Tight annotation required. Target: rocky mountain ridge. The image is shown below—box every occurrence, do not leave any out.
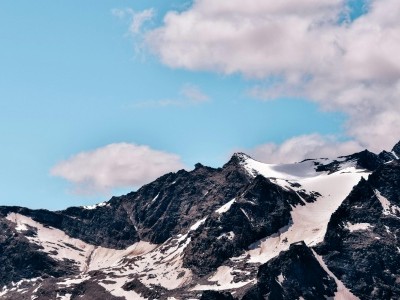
[0,141,399,299]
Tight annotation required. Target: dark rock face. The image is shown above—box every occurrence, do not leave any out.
[243,242,337,300]
[392,141,400,157]
[0,154,251,251]
[317,161,400,299]
[0,155,252,287]
[378,150,396,162]
[120,157,251,244]
[122,278,167,299]
[315,149,392,173]
[183,175,304,275]
[0,203,139,249]
[0,218,79,287]
[200,290,237,300]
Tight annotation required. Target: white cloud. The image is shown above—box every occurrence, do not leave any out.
[112,8,155,34]
[145,0,400,152]
[130,9,155,34]
[51,143,185,194]
[112,7,156,58]
[246,134,363,164]
[146,0,344,76]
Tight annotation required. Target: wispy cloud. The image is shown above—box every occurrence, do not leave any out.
[112,8,155,35]
[130,9,155,34]
[133,84,210,108]
[51,143,185,195]
[112,7,155,58]
[180,84,209,103]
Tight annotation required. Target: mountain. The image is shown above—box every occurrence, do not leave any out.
[0,142,399,299]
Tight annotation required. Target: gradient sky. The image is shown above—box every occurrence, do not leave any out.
[1,0,398,210]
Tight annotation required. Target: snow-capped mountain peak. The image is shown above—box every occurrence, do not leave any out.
[1,141,399,299]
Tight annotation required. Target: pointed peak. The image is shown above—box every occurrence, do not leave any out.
[353,149,374,156]
[232,152,253,161]
[223,152,254,169]
[344,149,377,160]
[194,162,204,169]
[378,150,395,162]
[392,140,400,157]
[227,152,253,165]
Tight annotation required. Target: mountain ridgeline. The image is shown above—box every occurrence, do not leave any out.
[1,141,400,299]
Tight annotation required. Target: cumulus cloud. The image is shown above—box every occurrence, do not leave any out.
[145,0,400,152]
[51,143,185,194]
[146,0,344,76]
[246,134,363,164]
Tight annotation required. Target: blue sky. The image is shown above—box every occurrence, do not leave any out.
[1,0,398,209]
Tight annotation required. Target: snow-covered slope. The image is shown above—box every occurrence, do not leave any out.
[245,164,369,263]
[187,154,370,297]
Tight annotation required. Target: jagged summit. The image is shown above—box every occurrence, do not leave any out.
[392,140,400,157]
[231,152,253,159]
[225,152,254,166]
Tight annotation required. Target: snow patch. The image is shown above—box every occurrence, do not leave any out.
[345,222,373,232]
[375,190,392,214]
[209,266,234,285]
[240,208,251,221]
[192,266,254,291]
[191,280,254,291]
[384,225,391,234]
[15,223,28,232]
[374,190,400,216]
[57,275,90,287]
[216,198,235,214]
[151,193,159,203]
[190,217,207,231]
[88,241,156,271]
[277,273,285,285]
[57,293,72,300]
[83,201,108,210]
[1,279,41,298]
[392,151,399,160]
[217,231,235,240]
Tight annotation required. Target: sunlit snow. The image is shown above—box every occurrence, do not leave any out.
[345,222,373,232]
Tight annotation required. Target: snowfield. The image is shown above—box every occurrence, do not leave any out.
[235,158,370,264]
